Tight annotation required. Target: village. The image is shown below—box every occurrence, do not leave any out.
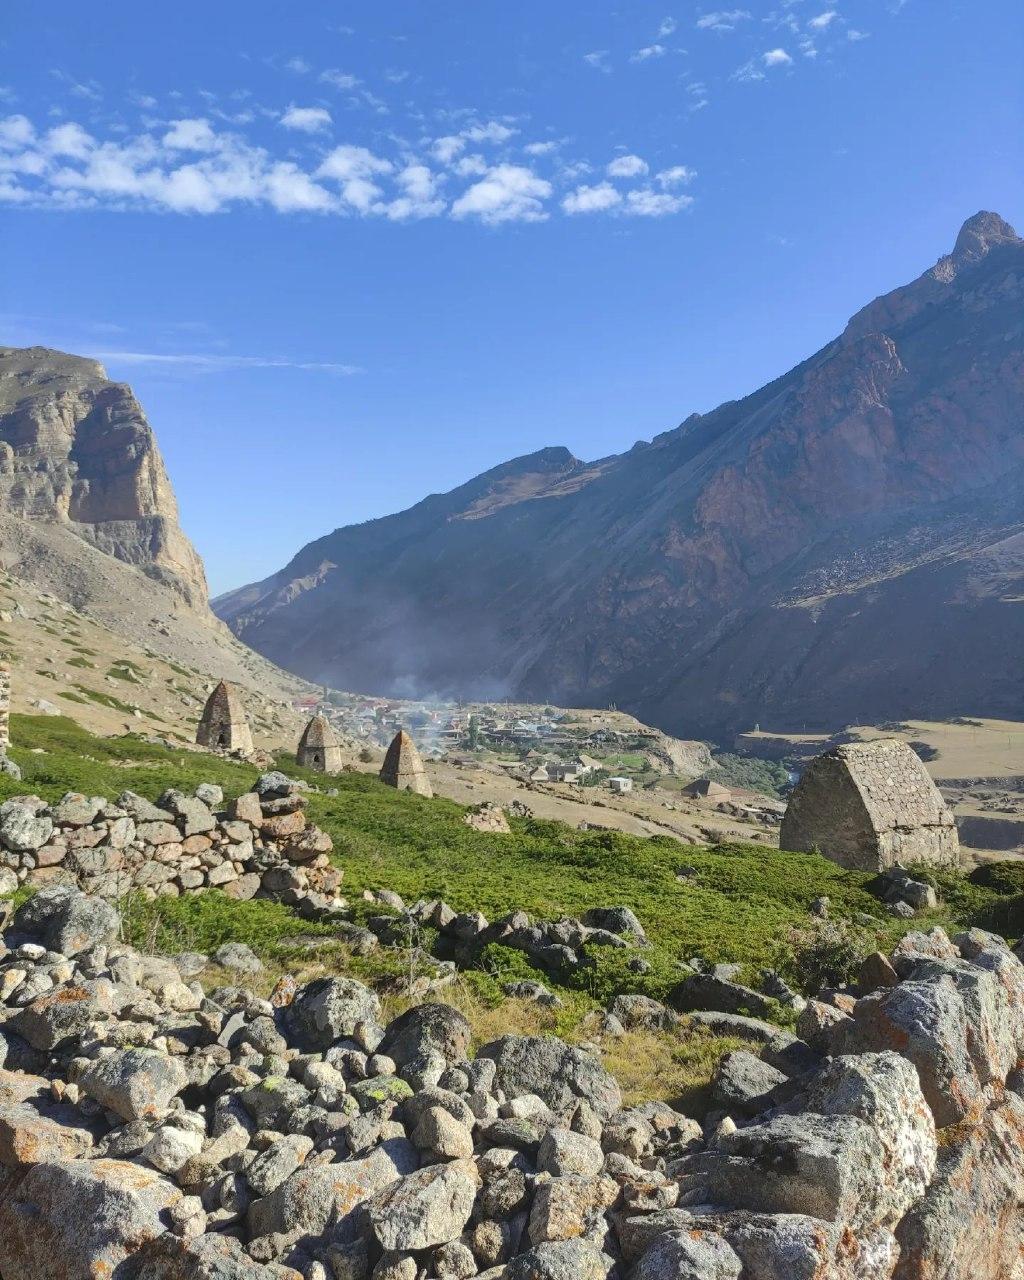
[292,690,719,797]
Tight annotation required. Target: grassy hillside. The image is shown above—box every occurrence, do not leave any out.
[5,715,1018,997]
[4,712,1021,1108]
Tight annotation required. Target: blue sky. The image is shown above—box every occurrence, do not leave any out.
[1,1,1021,594]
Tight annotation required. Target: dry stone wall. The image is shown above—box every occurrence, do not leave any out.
[0,772,343,922]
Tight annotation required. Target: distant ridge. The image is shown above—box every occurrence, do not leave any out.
[216,213,1024,739]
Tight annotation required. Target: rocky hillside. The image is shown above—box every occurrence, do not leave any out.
[216,212,1024,740]
[1,850,1023,1276]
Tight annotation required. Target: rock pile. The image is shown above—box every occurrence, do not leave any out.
[355,896,650,983]
[0,772,344,923]
[0,883,1022,1278]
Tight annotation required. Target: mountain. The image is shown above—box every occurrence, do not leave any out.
[215,212,1024,741]
[0,345,317,729]
[0,346,208,605]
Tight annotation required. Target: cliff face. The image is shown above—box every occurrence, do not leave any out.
[216,213,1024,739]
[0,346,208,606]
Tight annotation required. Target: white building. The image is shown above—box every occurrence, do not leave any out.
[608,776,633,794]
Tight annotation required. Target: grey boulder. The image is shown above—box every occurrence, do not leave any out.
[479,1036,622,1121]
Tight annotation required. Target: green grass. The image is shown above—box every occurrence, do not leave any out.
[67,655,96,670]
[4,713,1016,1016]
[70,685,138,715]
[106,662,146,684]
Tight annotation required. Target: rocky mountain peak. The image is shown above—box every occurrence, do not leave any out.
[0,345,208,607]
[951,210,1020,264]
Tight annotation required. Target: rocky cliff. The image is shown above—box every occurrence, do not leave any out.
[0,346,208,606]
[216,213,1024,739]
[0,346,323,728]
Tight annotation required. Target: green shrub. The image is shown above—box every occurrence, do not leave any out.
[703,753,791,798]
[787,918,873,994]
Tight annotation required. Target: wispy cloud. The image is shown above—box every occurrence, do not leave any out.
[808,10,839,29]
[319,69,360,91]
[583,50,611,72]
[631,44,667,62]
[695,10,752,31]
[658,17,678,37]
[763,48,794,67]
[92,350,362,375]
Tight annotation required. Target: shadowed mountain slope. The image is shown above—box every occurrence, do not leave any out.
[216,213,1024,739]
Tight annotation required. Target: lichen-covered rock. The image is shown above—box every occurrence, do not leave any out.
[479,1036,622,1121]
[805,1052,937,1227]
[286,977,382,1051]
[0,1157,182,1279]
[0,803,53,853]
[538,1128,605,1178]
[78,1048,188,1121]
[12,885,120,955]
[505,1239,615,1280]
[894,1093,1024,1280]
[378,1002,472,1070]
[0,1101,94,1166]
[838,976,982,1127]
[247,1139,417,1238]
[636,1229,742,1280]
[365,1159,478,1251]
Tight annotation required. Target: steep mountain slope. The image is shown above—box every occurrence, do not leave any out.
[0,346,317,721]
[216,213,1024,739]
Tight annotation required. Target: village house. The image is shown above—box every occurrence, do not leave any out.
[608,776,633,794]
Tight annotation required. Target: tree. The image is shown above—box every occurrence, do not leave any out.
[468,714,480,751]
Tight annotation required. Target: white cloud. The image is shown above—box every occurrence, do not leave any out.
[732,59,764,82]
[384,163,445,220]
[0,115,34,149]
[94,350,360,374]
[808,10,839,28]
[431,135,465,165]
[162,119,218,151]
[317,144,393,212]
[45,122,94,159]
[847,27,869,40]
[264,163,333,212]
[656,165,696,188]
[625,188,693,216]
[462,120,517,144]
[0,110,696,226]
[284,56,312,74]
[280,105,332,132]
[452,154,489,177]
[583,50,611,72]
[561,182,622,214]
[658,17,678,36]
[631,44,667,62]
[696,10,752,31]
[763,47,794,66]
[451,163,551,224]
[607,154,648,178]
[319,69,361,91]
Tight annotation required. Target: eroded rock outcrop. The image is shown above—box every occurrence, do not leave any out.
[0,345,208,606]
